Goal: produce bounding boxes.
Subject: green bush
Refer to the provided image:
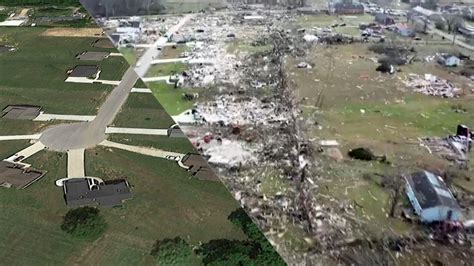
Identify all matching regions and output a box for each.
[61,206,107,240]
[151,237,196,265]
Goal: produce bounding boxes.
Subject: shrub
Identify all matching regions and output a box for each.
[61,206,107,240]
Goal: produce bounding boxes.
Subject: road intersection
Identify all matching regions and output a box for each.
[1,15,192,180]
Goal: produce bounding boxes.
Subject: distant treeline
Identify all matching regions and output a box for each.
[0,0,80,6]
[80,0,166,17]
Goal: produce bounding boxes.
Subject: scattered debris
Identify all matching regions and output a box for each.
[404,74,460,98]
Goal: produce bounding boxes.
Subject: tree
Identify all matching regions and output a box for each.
[61,206,107,240]
[198,239,257,265]
[150,237,196,265]
[435,20,446,31]
[444,14,463,33]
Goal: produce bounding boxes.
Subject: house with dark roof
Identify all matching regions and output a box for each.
[405,171,462,223]
[374,13,395,25]
[180,153,219,181]
[63,178,132,207]
[68,65,100,78]
[2,105,42,120]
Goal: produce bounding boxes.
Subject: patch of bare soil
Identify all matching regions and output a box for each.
[41,27,103,37]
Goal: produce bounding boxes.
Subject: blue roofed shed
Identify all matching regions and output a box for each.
[405,171,462,223]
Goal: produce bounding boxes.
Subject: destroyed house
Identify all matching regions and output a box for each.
[437,54,461,67]
[333,3,364,14]
[394,23,415,37]
[63,178,132,207]
[405,171,462,223]
[374,13,395,25]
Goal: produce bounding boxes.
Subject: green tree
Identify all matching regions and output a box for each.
[198,209,285,265]
[61,206,107,240]
[151,237,197,265]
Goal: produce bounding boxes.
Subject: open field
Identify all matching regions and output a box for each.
[148,82,196,116]
[160,45,188,59]
[112,92,176,129]
[145,62,188,77]
[0,27,129,115]
[288,42,474,233]
[0,147,246,265]
[119,47,137,65]
[41,27,103,37]
[108,134,195,155]
[0,140,30,159]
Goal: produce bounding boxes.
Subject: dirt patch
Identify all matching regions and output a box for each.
[18,8,29,17]
[41,27,103,37]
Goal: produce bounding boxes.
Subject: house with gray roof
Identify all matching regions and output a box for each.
[405,171,462,223]
[63,178,132,207]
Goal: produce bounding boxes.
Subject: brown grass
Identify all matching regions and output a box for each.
[41,27,103,38]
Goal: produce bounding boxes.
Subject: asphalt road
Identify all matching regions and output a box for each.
[429,26,474,51]
[40,67,139,151]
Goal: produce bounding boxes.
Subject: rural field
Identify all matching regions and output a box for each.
[0,26,127,115]
[287,40,474,238]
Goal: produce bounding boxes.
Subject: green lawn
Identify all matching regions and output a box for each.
[0,140,247,265]
[226,40,272,54]
[148,82,196,116]
[0,140,30,159]
[145,62,188,77]
[112,92,176,129]
[118,47,137,65]
[108,134,196,155]
[0,27,127,115]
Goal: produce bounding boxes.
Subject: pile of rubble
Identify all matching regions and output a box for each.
[404,73,461,98]
[421,125,472,168]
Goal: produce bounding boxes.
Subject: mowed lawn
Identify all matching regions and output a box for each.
[148,82,196,116]
[0,148,246,264]
[0,26,129,115]
[0,150,83,265]
[82,147,246,264]
[112,92,176,129]
[0,140,30,159]
[108,134,196,154]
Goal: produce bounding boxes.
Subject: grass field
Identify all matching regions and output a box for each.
[145,62,188,77]
[0,147,247,265]
[108,134,196,155]
[226,40,273,55]
[0,140,30,159]
[288,42,474,234]
[112,92,176,129]
[148,82,196,116]
[0,26,127,115]
[160,45,188,59]
[118,47,137,65]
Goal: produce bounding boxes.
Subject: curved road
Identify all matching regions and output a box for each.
[40,67,139,151]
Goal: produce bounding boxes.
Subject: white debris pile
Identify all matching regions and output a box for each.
[203,139,257,167]
[403,73,461,98]
[198,95,288,126]
[303,34,319,43]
